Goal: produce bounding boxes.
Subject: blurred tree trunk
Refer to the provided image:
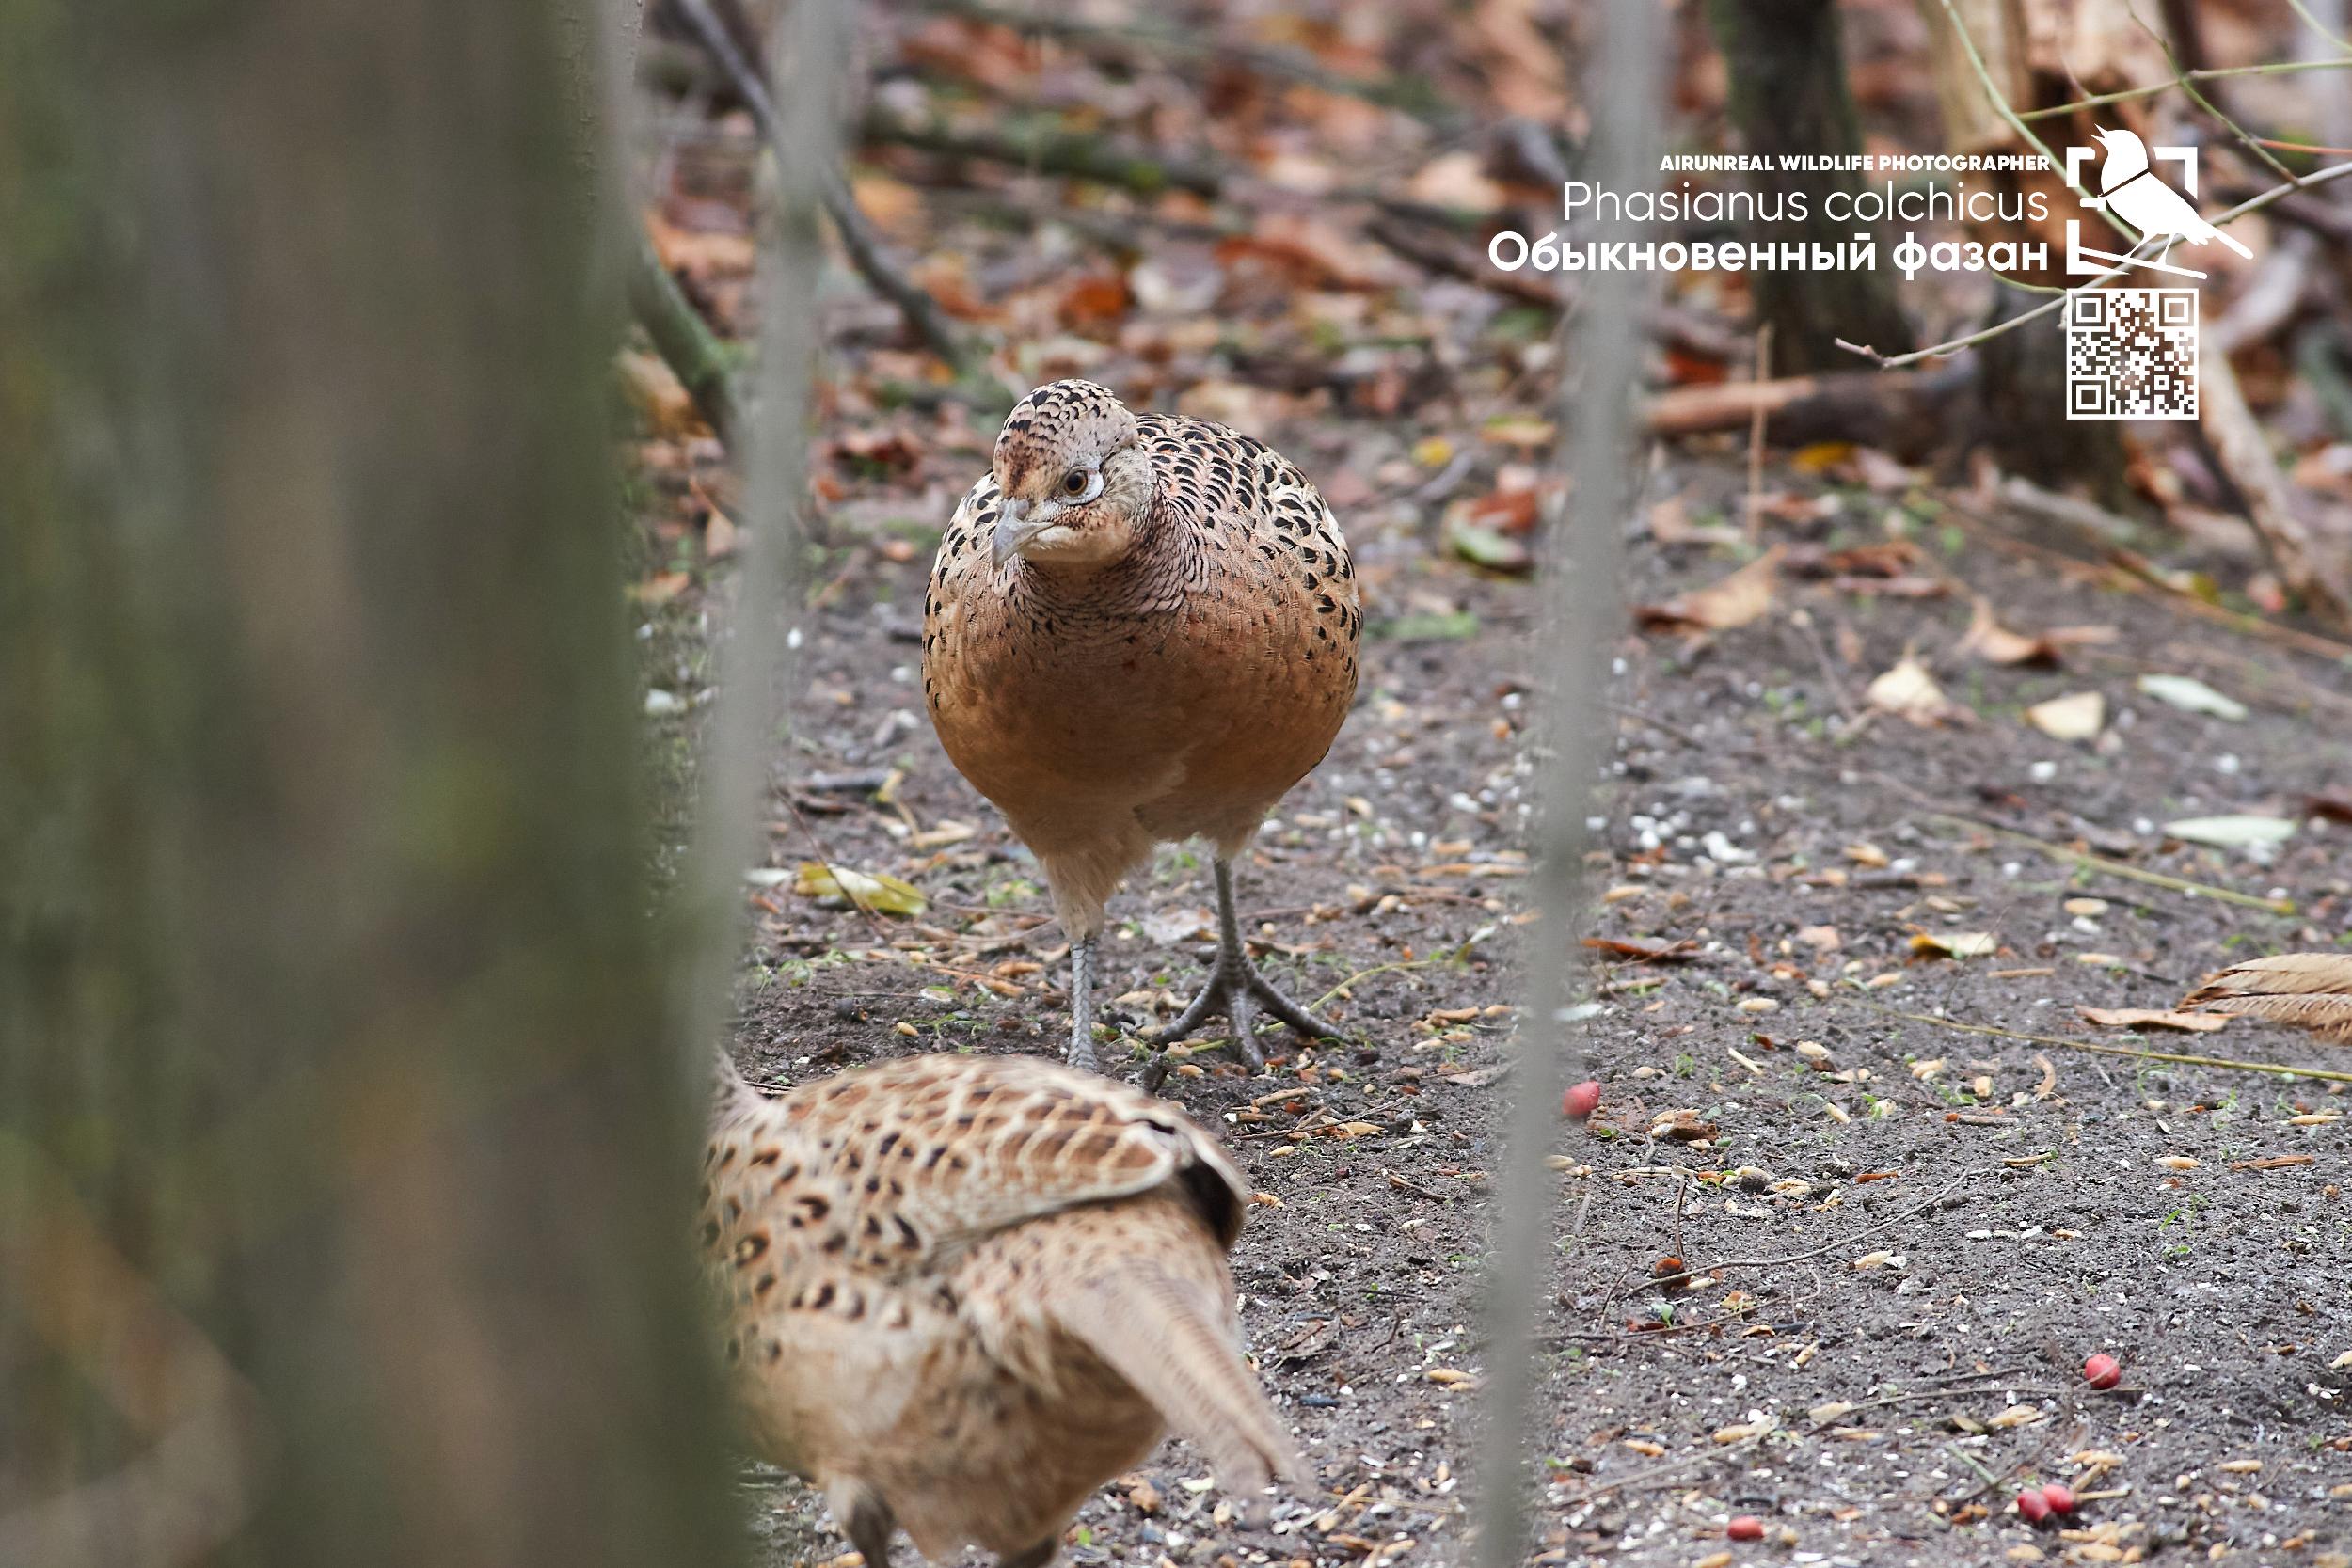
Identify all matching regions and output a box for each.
[1918,0,2154,498]
[1703,0,1912,372]
[0,0,744,1565]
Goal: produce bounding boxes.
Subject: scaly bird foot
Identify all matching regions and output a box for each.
[1065,933,1102,1074]
[1152,955,1333,1073]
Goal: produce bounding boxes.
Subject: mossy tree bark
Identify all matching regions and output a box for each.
[0,2,745,1565]
[1703,0,1913,372]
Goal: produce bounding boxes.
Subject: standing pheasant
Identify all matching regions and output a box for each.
[921,380,1360,1074]
[703,1051,1296,1568]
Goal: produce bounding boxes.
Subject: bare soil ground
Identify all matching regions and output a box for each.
[648,439,2352,1568]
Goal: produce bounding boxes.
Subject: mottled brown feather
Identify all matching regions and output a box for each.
[920,382,1359,938]
[2180,953,2352,1043]
[704,1053,1292,1562]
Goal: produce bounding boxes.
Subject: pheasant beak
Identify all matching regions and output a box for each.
[991,499,1057,566]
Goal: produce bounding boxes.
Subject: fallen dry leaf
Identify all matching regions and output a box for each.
[791,862,927,918]
[2078,1006,2229,1033]
[1405,150,1507,212]
[1633,546,1782,634]
[1649,1109,1719,1142]
[2026,690,2105,741]
[615,348,704,439]
[1911,931,1998,959]
[1867,650,1960,725]
[1647,495,1742,546]
[2162,814,2296,848]
[2137,673,2247,720]
[1582,936,1701,963]
[1957,596,2117,667]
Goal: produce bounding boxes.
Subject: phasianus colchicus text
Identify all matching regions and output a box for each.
[920,380,1360,1076]
[703,1051,1296,1568]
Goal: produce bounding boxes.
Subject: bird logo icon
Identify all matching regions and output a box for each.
[2089,127,2252,258]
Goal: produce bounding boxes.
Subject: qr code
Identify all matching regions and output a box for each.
[2064,289,2198,420]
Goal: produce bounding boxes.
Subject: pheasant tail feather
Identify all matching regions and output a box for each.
[1052,1265,1299,1518]
[2180,953,2352,1043]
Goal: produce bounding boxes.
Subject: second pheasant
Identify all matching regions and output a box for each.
[921,379,1361,1076]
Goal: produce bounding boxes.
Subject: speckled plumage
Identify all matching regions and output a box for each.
[921,381,1360,1070]
[704,1053,1295,1568]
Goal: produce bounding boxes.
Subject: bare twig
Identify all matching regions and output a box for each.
[672,0,983,374]
[1933,496,2352,662]
[2014,58,2352,122]
[2283,0,2352,51]
[1917,808,2296,914]
[1743,323,1772,542]
[1471,0,1661,1562]
[863,108,1489,231]
[1855,1001,2352,1085]
[1841,159,2352,368]
[908,0,1461,128]
[1931,0,2130,241]
[2198,341,2352,624]
[866,110,1231,199]
[628,230,743,443]
[1788,608,1860,721]
[1619,1173,1970,1297]
[2257,136,2352,155]
[1363,214,1748,362]
[666,0,836,1076]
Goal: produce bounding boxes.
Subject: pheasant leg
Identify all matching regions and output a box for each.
[840,1491,897,1568]
[1153,859,1333,1072]
[1066,933,1100,1072]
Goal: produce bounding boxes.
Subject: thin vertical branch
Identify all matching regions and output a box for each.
[667,0,841,1078]
[672,0,982,377]
[1470,3,1664,1565]
[1931,0,2134,243]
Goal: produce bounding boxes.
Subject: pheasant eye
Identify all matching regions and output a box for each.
[1062,470,1088,495]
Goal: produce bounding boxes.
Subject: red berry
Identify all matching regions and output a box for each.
[1725,1515,1765,1541]
[2083,1353,2122,1390]
[1563,1080,1602,1118]
[2042,1483,2075,1515]
[2016,1488,2051,1523]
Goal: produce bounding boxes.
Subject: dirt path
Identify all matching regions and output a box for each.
[676,467,2352,1567]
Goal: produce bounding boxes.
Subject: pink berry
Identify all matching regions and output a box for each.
[2016,1488,2051,1523]
[2042,1483,2075,1515]
[1563,1080,1602,1118]
[2083,1353,2122,1390]
[1725,1515,1765,1541]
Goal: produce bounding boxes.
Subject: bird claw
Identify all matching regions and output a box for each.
[1152,959,1334,1076]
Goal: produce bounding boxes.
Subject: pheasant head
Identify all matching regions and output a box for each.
[988,380,1152,570]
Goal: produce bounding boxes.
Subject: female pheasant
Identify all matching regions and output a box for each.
[704,1051,1295,1568]
[921,380,1360,1076]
